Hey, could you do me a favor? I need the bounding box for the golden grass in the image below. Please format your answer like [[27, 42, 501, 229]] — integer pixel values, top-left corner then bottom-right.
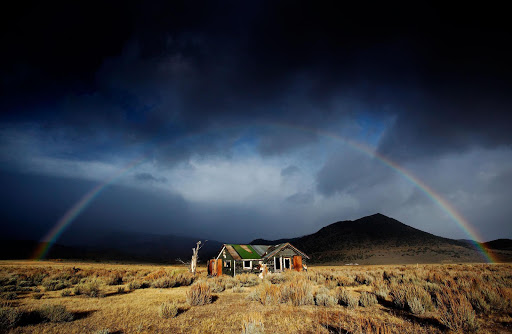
[[0, 261, 511, 333]]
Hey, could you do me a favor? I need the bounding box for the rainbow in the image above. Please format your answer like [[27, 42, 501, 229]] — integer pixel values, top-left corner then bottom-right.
[[32, 157, 147, 260], [280, 124, 498, 263], [32, 124, 497, 262]]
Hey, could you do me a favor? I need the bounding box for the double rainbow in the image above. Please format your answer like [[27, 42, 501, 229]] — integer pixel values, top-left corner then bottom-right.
[[32, 124, 497, 262]]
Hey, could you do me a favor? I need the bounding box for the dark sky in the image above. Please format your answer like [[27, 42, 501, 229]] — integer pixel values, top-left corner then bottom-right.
[[1, 1, 511, 243]]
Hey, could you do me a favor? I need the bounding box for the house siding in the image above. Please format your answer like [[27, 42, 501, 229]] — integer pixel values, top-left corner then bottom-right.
[[210, 243, 309, 276]]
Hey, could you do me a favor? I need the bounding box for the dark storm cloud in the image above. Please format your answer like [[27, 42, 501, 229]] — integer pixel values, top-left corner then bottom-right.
[[281, 165, 300, 178], [134, 172, 167, 183], [286, 192, 314, 205], [1, 1, 510, 161], [316, 150, 392, 196], [0, 170, 192, 241], [1, 1, 511, 245]]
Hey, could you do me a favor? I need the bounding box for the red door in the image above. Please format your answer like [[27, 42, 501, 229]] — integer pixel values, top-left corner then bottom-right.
[[216, 259, 223, 276], [293, 256, 302, 272]]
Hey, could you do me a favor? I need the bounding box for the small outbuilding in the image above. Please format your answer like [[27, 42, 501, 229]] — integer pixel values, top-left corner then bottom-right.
[[207, 243, 310, 276]]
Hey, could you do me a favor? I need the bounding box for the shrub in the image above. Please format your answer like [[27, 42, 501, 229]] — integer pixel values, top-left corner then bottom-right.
[[315, 288, 338, 307], [408, 297, 425, 315], [390, 284, 408, 310], [18, 280, 35, 287], [70, 276, 81, 285], [28, 272, 47, 285], [423, 282, 441, 295], [74, 279, 104, 297], [32, 293, 44, 300], [406, 285, 434, 313], [241, 319, 265, 334], [325, 280, 338, 289], [481, 285, 507, 312], [435, 290, 478, 332], [95, 329, 111, 334], [0, 277, 18, 287], [159, 302, 178, 319], [359, 292, 378, 307], [187, 282, 212, 306], [236, 274, 260, 287], [105, 274, 123, 286], [355, 274, 373, 286], [128, 281, 141, 290], [61, 289, 72, 297], [0, 307, 22, 329], [0, 285, 16, 293], [337, 275, 358, 287], [269, 273, 287, 284], [175, 272, 194, 287], [39, 304, 74, 323], [280, 279, 314, 306], [152, 277, 176, 289], [146, 269, 167, 281], [117, 287, 125, 294], [232, 286, 245, 293], [374, 286, 389, 301], [247, 282, 281, 306], [208, 278, 226, 293], [390, 283, 434, 313], [42, 279, 69, 291], [0, 300, 12, 308], [1, 292, 17, 300], [336, 288, 358, 308]]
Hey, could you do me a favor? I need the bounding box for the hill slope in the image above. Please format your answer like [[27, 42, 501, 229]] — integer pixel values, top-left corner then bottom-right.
[[482, 239, 512, 251], [0, 233, 223, 264], [252, 213, 496, 264]]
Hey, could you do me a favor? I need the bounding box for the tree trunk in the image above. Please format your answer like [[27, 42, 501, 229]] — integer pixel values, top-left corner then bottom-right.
[[190, 241, 201, 275]]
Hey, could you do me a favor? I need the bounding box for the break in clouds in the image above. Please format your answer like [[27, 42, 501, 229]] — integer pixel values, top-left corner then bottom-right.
[[1, 1, 511, 243]]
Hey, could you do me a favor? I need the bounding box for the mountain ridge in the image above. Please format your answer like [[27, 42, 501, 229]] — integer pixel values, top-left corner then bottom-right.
[[251, 213, 511, 264], [2, 214, 510, 264]]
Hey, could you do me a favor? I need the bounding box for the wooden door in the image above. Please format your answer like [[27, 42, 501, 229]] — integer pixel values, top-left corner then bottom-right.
[[216, 259, 223, 276], [293, 256, 302, 272]]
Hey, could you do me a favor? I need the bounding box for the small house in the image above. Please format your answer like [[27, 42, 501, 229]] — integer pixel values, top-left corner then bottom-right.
[[207, 243, 310, 276]]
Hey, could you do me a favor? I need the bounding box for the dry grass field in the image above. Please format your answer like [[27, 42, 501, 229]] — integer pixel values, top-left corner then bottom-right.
[[1, 260, 511, 333]]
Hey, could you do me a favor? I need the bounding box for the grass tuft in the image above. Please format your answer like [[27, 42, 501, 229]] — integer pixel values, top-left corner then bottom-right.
[[159, 301, 179, 318], [187, 281, 212, 306], [359, 291, 378, 307], [39, 304, 74, 323]]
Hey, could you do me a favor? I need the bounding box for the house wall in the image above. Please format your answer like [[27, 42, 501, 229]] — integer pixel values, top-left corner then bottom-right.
[[214, 244, 309, 276], [266, 246, 307, 272], [278, 248, 297, 257], [219, 248, 234, 276]]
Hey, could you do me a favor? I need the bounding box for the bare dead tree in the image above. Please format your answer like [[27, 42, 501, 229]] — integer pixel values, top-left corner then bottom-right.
[[190, 240, 206, 275], [175, 240, 207, 275], [175, 258, 189, 265]]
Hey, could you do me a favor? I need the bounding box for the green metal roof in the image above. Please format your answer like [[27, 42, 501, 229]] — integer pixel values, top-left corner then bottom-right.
[[229, 244, 261, 259]]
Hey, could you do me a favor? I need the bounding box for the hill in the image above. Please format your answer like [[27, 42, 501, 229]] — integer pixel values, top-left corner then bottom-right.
[[3, 214, 509, 265], [252, 213, 505, 264], [482, 238, 512, 251], [0, 233, 224, 264]]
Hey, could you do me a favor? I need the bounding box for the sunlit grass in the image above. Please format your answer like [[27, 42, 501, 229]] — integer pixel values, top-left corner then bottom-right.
[[0, 260, 510, 333]]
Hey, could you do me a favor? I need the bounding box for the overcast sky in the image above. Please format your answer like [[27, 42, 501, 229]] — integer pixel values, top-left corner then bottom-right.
[[1, 1, 511, 244]]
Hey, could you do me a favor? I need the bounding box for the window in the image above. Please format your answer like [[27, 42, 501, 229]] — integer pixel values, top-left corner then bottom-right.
[[224, 261, 231, 268], [243, 260, 252, 269], [284, 258, 291, 269]]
